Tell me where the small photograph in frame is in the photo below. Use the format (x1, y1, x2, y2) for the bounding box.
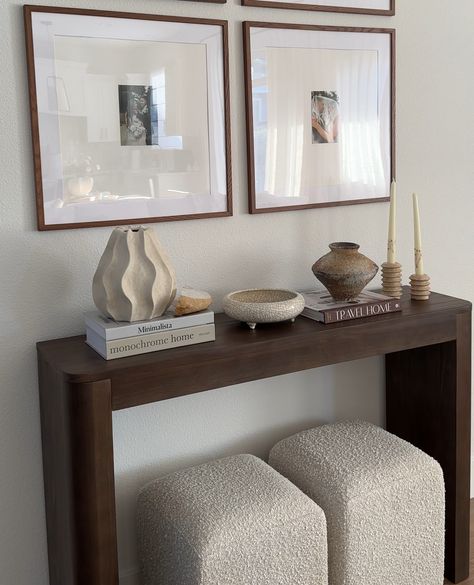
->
(241, 0, 394, 15)
(118, 85, 157, 147)
(243, 22, 395, 214)
(24, 6, 232, 230)
(311, 91, 340, 144)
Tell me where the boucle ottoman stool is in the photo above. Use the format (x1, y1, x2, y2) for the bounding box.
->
(269, 421, 445, 585)
(137, 453, 328, 585)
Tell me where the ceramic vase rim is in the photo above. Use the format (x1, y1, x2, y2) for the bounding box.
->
(329, 242, 360, 251)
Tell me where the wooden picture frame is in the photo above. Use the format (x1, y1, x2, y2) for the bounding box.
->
(243, 22, 396, 215)
(242, 0, 395, 15)
(24, 5, 232, 231)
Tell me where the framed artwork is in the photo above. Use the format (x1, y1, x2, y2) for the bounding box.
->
(243, 22, 395, 214)
(24, 6, 232, 230)
(241, 0, 394, 15)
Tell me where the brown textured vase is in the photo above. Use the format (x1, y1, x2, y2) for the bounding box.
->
(312, 242, 378, 301)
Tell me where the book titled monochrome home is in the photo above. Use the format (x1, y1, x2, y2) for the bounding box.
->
(86, 323, 216, 360)
(85, 310, 214, 341)
(300, 290, 401, 324)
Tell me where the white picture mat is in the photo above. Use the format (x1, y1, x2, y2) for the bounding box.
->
(31, 12, 228, 226)
(249, 27, 391, 208)
(254, 0, 391, 8)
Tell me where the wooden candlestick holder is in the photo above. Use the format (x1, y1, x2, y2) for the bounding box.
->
(409, 273, 431, 301)
(381, 262, 402, 298)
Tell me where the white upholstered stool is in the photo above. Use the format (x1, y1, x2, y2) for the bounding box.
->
(137, 453, 328, 585)
(269, 421, 445, 585)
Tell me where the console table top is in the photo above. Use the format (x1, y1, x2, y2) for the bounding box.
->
(36, 288, 471, 411)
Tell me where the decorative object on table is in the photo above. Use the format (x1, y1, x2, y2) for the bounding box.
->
(410, 274, 430, 301)
(410, 193, 431, 301)
(24, 6, 232, 230)
(269, 421, 444, 585)
(311, 242, 378, 302)
(85, 309, 214, 341)
(243, 22, 394, 214)
(242, 0, 394, 15)
(381, 262, 402, 298)
(300, 290, 401, 324)
(138, 454, 328, 585)
(223, 289, 305, 329)
(381, 180, 403, 299)
(86, 323, 215, 360)
(174, 288, 213, 316)
(93, 226, 176, 322)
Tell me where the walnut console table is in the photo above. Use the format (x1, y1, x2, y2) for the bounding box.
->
(37, 289, 471, 585)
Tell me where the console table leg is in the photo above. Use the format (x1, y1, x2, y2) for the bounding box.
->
(386, 312, 471, 584)
(71, 380, 119, 585)
(39, 368, 119, 585)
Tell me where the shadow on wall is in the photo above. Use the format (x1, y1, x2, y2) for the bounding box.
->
(331, 357, 386, 425)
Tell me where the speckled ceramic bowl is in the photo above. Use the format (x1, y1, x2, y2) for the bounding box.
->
(223, 289, 305, 329)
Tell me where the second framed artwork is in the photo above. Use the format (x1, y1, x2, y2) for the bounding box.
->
(242, 0, 394, 15)
(24, 6, 232, 230)
(243, 22, 395, 214)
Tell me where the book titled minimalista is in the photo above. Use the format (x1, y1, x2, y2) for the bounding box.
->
(84, 309, 214, 341)
(86, 323, 216, 360)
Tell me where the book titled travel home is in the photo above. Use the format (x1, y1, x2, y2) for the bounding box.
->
(300, 290, 401, 324)
(85, 309, 214, 341)
(86, 323, 216, 360)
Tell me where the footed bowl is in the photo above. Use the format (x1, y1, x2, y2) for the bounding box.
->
(223, 289, 305, 329)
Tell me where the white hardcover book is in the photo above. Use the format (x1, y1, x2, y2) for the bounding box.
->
(86, 323, 216, 360)
(84, 309, 214, 341)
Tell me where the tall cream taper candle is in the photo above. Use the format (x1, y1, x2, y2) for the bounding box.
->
(412, 193, 424, 275)
(387, 180, 396, 263)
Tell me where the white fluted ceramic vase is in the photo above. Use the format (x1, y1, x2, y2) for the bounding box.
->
(93, 226, 176, 322)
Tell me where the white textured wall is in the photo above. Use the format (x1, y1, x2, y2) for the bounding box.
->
(0, 1, 472, 584)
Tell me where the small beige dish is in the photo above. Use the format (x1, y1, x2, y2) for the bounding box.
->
(223, 289, 305, 330)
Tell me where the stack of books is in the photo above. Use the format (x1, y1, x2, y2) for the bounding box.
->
(300, 290, 402, 324)
(85, 310, 215, 360)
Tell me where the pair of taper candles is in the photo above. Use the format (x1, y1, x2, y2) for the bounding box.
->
(382, 181, 430, 300)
